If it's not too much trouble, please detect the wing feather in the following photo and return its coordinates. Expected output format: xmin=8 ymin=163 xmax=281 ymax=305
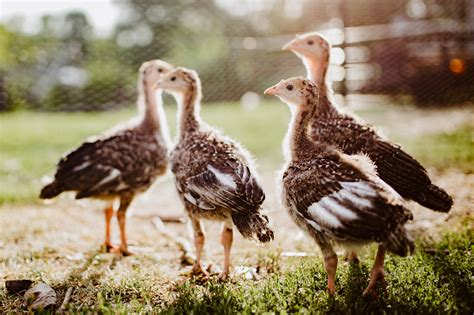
xmin=284 ymin=156 xmax=411 ymax=243
xmin=186 ymin=158 xmax=264 ymax=213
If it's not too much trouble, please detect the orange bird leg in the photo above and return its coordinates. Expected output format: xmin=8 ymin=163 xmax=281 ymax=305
xmin=103 ymin=205 xmax=116 ymax=252
xmin=115 ymin=195 xmax=133 ymax=256
xmin=191 ymin=216 xmax=208 ymax=276
xmin=324 ymin=253 xmax=338 ymax=295
xmin=218 ymin=224 xmax=233 ymax=280
xmin=363 ymin=244 xmax=387 ymax=296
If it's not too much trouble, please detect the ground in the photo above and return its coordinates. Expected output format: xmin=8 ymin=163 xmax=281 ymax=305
xmin=0 ymin=99 xmax=473 ymax=313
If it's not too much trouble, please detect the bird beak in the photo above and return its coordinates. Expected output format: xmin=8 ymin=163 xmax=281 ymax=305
xmin=264 ymin=85 xmax=279 ymax=96
xmin=282 ymin=38 xmax=299 ymax=51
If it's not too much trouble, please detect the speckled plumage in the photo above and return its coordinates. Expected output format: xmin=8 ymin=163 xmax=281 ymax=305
xmin=285 ymin=33 xmax=452 ymax=213
xmin=41 ymin=126 xmax=168 ymax=200
xmin=40 ymin=60 xmax=173 ymax=255
xmin=166 ymin=69 xmax=273 ymax=242
xmin=274 ymin=78 xmax=414 ymax=255
xmin=267 ymin=77 xmax=414 ymax=294
xmin=159 ymin=68 xmax=273 ymax=278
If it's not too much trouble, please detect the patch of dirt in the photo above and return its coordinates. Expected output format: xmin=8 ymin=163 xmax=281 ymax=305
xmin=1 ymin=169 xmax=472 ymax=285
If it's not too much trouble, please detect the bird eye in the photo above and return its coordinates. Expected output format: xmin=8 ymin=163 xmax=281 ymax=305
xmin=286 ymin=84 xmax=293 ymax=91
xmin=170 ymin=76 xmax=176 ymax=81
xmin=158 ymin=68 xmax=163 ymax=73
xmin=307 ymin=40 xmax=314 ymax=45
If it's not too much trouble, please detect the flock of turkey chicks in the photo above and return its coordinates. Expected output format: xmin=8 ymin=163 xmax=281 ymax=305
xmin=40 ymin=33 xmax=452 ymax=296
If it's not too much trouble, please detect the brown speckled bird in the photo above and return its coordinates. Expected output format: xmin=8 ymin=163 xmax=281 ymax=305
xmin=283 ymin=33 xmax=453 ymax=213
xmin=155 ymin=67 xmax=274 ymax=279
xmin=40 ymin=60 xmax=174 ymax=256
xmin=265 ymin=77 xmax=414 ymax=295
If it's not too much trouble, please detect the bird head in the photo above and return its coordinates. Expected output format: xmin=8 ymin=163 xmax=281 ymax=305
xmin=140 ymin=59 xmax=174 ymax=85
xmin=154 ymin=67 xmax=200 ymax=95
xmin=283 ymin=32 xmax=331 ymax=61
xmin=264 ymin=77 xmax=319 ymax=108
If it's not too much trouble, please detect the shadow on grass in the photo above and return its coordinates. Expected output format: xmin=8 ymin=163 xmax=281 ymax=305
xmin=161 ymin=231 xmax=473 ymax=314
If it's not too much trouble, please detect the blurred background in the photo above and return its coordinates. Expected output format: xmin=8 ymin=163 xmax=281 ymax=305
xmin=1 ymin=0 xmax=474 ymax=110
xmin=0 ymin=0 xmax=473 ymax=204
xmin=0 ymin=3 xmax=473 ymax=311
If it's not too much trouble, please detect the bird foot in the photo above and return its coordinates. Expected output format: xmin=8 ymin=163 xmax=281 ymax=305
xmin=327 ymin=284 xmax=336 ymax=295
xmin=217 ymin=271 xmax=230 ymax=281
xmin=192 ymin=264 xmax=210 ymax=279
xmin=363 ymin=267 xmax=387 ymax=297
xmin=109 ymin=245 xmax=133 ymax=256
xmin=102 ymin=242 xmax=118 ymax=253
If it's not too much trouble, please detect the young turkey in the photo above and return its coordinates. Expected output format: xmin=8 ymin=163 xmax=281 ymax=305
xmin=40 ymin=60 xmax=174 ymax=256
xmin=155 ymin=67 xmax=274 ymax=279
xmin=283 ymin=33 xmax=453 ymax=214
xmin=265 ymin=77 xmax=414 ymax=295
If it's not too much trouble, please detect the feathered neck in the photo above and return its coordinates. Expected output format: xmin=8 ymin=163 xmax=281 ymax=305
xmin=137 ymin=75 xmax=171 ymax=145
xmin=303 ymin=56 xmax=341 ymax=120
xmin=284 ymin=98 xmax=318 ymax=162
xmin=175 ymin=81 xmax=202 ymax=139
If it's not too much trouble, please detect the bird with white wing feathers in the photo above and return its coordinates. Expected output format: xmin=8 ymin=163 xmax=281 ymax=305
xmin=155 ymin=67 xmax=274 ymax=280
xmin=283 ymin=32 xmax=452 ymax=263
xmin=265 ymin=77 xmax=414 ymax=295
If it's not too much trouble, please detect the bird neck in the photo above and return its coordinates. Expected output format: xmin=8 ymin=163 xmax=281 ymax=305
xmin=284 ymin=100 xmax=316 ymax=162
xmin=176 ymin=83 xmax=201 ymax=139
xmin=138 ymin=75 xmax=164 ymax=133
xmin=304 ymin=56 xmax=328 ymax=89
xmin=303 ymin=58 xmax=339 ymax=121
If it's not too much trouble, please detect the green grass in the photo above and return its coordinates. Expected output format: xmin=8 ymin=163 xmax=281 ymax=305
xmin=0 ymin=104 xmax=472 ymax=204
xmin=0 ymin=102 xmax=288 ymax=205
xmin=402 ymin=126 xmax=474 ymax=173
xmin=1 ymin=226 xmax=471 ymax=313
xmin=162 ymin=228 xmax=474 ymax=314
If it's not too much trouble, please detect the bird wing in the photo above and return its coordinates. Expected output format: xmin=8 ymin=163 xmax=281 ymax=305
xmin=314 ymin=115 xmax=432 ymax=201
xmin=185 ymin=156 xmax=265 ymax=213
xmin=369 ymin=140 xmax=430 ymax=198
xmin=53 ymin=130 xmax=158 ymax=198
xmin=284 ymin=156 xmax=411 ymax=243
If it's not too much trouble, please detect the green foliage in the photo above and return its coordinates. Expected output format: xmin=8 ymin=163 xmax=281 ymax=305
xmin=403 ymin=125 xmax=474 ymax=173
xmin=0 ymin=103 xmax=288 ymax=204
xmin=0 ymin=106 xmax=472 ymax=204
xmin=162 ymin=231 xmax=473 ymax=313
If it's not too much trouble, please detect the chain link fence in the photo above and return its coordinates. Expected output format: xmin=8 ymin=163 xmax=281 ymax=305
xmin=1 ymin=0 xmax=473 ymax=111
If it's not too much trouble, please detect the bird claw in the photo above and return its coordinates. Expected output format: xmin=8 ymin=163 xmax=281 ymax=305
xmin=109 ymin=246 xmax=133 ymax=256
xmin=363 ymin=268 xmax=387 ymax=297
xmin=217 ymin=271 xmax=230 ymax=282
xmin=102 ymin=243 xmax=118 ymax=253
xmin=327 ymin=286 xmax=336 ymax=295
xmin=192 ymin=264 xmax=210 ymax=278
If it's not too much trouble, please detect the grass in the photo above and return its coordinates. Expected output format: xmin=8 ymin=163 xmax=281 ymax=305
xmin=1 ymin=103 xmax=472 ymax=313
xmin=0 ymin=102 xmax=472 ymax=204
xmin=0 ymin=102 xmax=289 ymax=205
xmin=1 ymin=225 xmax=472 ymax=313
xmin=165 ymin=228 xmax=474 ymax=314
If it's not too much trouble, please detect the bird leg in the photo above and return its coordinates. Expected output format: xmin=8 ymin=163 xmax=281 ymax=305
xmin=218 ymin=223 xmax=233 ymax=281
xmin=191 ymin=217 xmax=208 ymax=277
xmin=321 ymin=244 xmax=338 ymax=295
xmin=344 ymin=250 xmax=360 ymax=264
xmin=324 ymin=253 xmax=338 ymax=295
xmin=114 ymin=195 xmax=133 ymax=256
xmin=363 ymin=244 xmax=387 ymax=297
xmin=103 ymin=204 xmax=117 ymax=252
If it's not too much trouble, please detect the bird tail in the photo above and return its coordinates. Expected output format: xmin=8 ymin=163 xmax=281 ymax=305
xmin=39 ymin=181 xmax=63 ymax=199
xmin=231 ymin=211 xmax=274 ymax=243
xmin=385 ymin=224 xmax=415 ymax=257
xmin=416 ymin=184 xmax=453 ymax=213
